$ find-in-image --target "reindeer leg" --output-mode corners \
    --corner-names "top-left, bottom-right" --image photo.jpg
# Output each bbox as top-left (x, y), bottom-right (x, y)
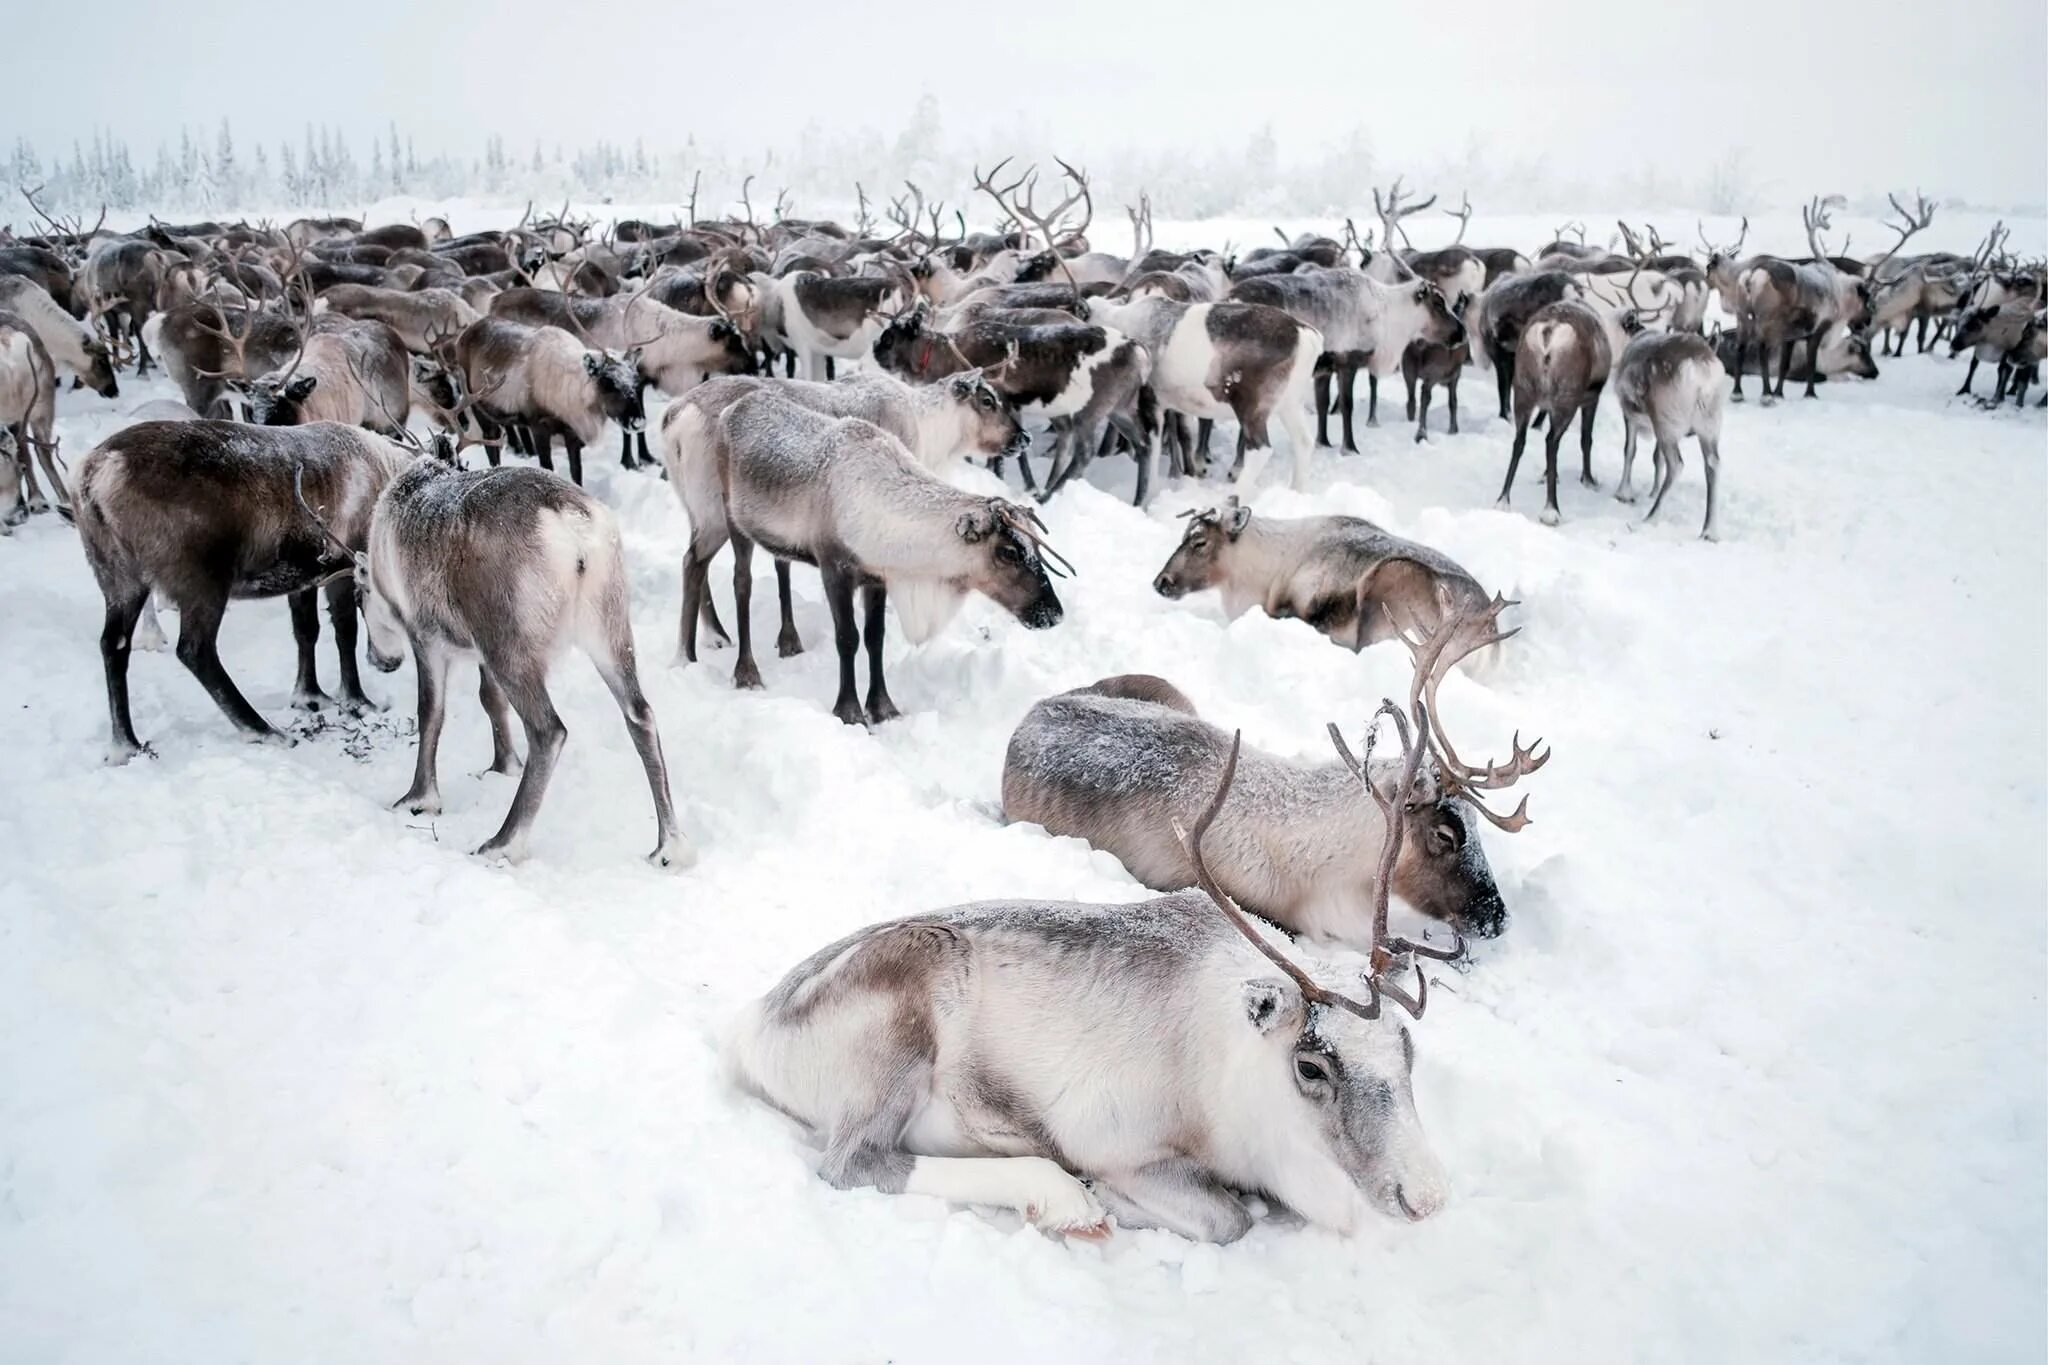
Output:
top-left (1698, 436), bottom-right (1720, 542)
top-left (1802, 329), bottom-right (1824, 398)
top-left (1093, 1157), bottom-right (1253, 1244)
top-left (472, 662), bottom-right (566, 863)
top-left (1196, 418), bottom-right (1216, 466)
top-left (478, 669), bottom-right (521, 776)
top-left (477, 412), bottom-right (503, 466)
top-left (132, 307), bottom-right (155, 376)
top-left (1313, 367), bottom-right (1333, 447)
top-left (1956, 355), bottom-right (1978, 397)
top-left (1773, 340), bottom-right (1795, 401)
top-left (1414, 379), bottom-right (1431, 444)
top-left (729, 531), bottom-right (764, 690)
top-left (1445, 370), bottom-right (1460, 435)
top-left (1577, 386), bottom-right (1601, 488)
top-left (1729, 333), bottom-right (1748, 402)
top-left (1365, 371), bottom-right (1380, 429)
top-left (820, 563), bottom-right (865, 727)
top-left (1339, 365), bottom-right (1361, 450)
top-left (394, 640), bottom-right (451, 815)
top-left (1539, 410), bottom-right (1567, 526)
top-left (1495, 349), bottom-right (1514, 419)
top-left (776, 560), bottom-right (803, 658)
top-left (587, 597), bottom-right (691, 869)
top-left (1404, 367), bottom-right (1418, 421)
top-left (1617, 422), bottom-right (1640, 503)
top-left (288, 589), bottom-right (330, 710)
top-left (14, 424), bottom-right (47, 514)
top-left (99, 580), bottom-right (153, 763)
top-left (860, 582), bottom-right (899, 725)
top-left (175, 591), bottom-right (278, 740)
top-left (325, 575), bottom-right (373, 711)
top-left (1915, 315), bottom-right (1930, 354)
top-left (1644, 437), bottom-right (1684, 527)
top-left (619, 426), bottom-right (637, 469)
top-left (1498, 408), bottom-right (1531, 509)
top-left (563, 433), bottom-right (584, 487)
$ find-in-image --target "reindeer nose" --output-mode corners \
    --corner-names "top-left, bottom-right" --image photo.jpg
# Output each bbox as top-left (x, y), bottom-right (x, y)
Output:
top-left (1153, 572), bottom-right (1178, 597)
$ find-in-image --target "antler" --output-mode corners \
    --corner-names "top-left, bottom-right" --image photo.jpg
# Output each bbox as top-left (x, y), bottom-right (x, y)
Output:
top-left (989, 499), bottom-right (1076, 578)
top-left (974, 157), bottom-right (1092, 301)
top-left (1801, 195), bottom-right (1846, 264)
top-left (853, 182), bottom-right (875, 238)
top-left (1373, 177), bottom-right (1438, 249)
top-left (292, 464), bottom-right (359, 561)
top-left (1697, 215), bottom-right (1748, 260)
top-left (1443, 193), bottom-right (1473, 246)
top-left (1405, 596), bottom-right (1548, 831)
top-left (1865, 190), bottom-right (1935, 281)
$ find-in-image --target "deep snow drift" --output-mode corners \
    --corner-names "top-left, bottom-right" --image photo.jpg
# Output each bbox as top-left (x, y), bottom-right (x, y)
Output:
top-left (1, 212), bottom-right (2044, 1364)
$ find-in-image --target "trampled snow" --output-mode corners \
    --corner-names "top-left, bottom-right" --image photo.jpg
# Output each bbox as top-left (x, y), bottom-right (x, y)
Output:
top-left (1, 207), bottom-right (2044, 1363)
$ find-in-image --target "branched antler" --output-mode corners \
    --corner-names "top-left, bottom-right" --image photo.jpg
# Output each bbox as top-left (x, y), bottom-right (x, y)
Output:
top-left (1865, 190), bottom-right (1935, 280)
top-left (973, 157), bottom-right (1092, 301)
top-left (1374, 177), bottom-right (1437, 250)
top-left (1443, 192), bottom-right (1473, 246)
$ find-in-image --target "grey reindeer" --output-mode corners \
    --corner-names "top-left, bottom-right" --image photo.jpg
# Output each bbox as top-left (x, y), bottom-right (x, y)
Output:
top-left (299, 454), bottom-right (692, 868)
top-left (683, 388), bottom-right (1069, 726)
top-left (1003, 595), bottom-right (1545, 945)
top-left (726, 608), bottom-right (1505, 1241)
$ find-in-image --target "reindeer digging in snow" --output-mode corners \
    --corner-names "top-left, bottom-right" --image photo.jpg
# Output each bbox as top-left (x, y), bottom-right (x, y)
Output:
top-left (1611, 319), bottom-right (1733, 539)
top-left (300, 459), bottom-right (693, 867)
top-left (692, 389), bottom-right (1068, 725)
top-left (71, 421), bottom-right (410, 761)
top-left (657, 370), bottom-right (1025, 665)
top-left (728, 604), bottom-right (1527, 1241)
top-left (1151, 496), bottom-right (1497, 663)
top-left (0, 275), bottom-right (120, 397)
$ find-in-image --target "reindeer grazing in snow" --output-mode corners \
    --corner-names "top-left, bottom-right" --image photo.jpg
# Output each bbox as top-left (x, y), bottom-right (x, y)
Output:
top-left (71, 421), bottom-right (410, 761)
top-left (1151, 495), bottom-right (1498, 663)
top-left (691, 389), bottom-right (1068, 725)
top-left (1498, 299), bottom-right (1614, 526)
top-left (1611, 320), bottom-right (1732, 539)
top-left (304, 459), bottom-right (693, 867)
top-left (448, 317), bottom-right (645, 485)
top-left (658, 371), bottom-right (1025, 665)
top-left (0, 276), bottom-right (119, 397)
top-left (729, 604), bottom-right (1525, 1240)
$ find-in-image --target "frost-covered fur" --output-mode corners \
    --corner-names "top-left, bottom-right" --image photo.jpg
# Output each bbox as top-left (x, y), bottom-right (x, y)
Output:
top-left (0, 276), bottom-right (118, 396)
top-left (1004, 678), bottom-right (1507, 941)
top-left (353, 460), bottom-right (690, 868)
top-left (237, 319), bottom-right (412, 433)
top-left (313, 285), bottom-right (481, 355)
top-left (724, 887), bottom-right (1449, 1242)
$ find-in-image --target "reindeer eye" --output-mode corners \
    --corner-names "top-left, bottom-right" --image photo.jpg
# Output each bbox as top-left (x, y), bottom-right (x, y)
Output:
top-left (995, 542), bottom-right (1023, 565)
top-left (1295, 1057), bottom-right (1329, 1085)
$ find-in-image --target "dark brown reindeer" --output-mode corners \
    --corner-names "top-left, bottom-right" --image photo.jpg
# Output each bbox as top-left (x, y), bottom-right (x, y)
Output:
top-left (1497, 299), bottom-right (1613, 525)
top-left (447, 317), bottom-right (645, 484)
top-left (71, 420), bottom-right (410, 761)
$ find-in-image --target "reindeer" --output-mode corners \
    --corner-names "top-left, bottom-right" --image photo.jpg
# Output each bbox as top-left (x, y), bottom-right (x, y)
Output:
top-left (1732, 193), bottom-right (1931, 403)
top-left (1497, 299), bottom-right (1613, 525)
top-left (1229, 267), bottom-right (1464, 452)
top-left (314, 284), bottom-right (481, 355)
top-left (225, 314), bottom-right (414, 436)
top-left (154, 298), bottom-right (303, 419)
top-left (658, 371), bottom-right (1025, 664)
top-left (1079, 294), bottom-right (1322, 490)
top-left (1470, 270), bottom-right (1581, 423)
top-left (1950, 303), bottom-right (2044, 406)
top-left (71, 421), bottom-right (410, 760)
top-left (695, 389), bottom-right (1067, 724)
top-left (869, 304), bottom-right (1158, 504)
top-left (448, 317), bottom-right (645, 485)
top-left (301, 458), bottom-right (693, 867)
top-left (1400, 293), bottom-right (1472, 442)
top-left (0, 276), bottom-right (119, 396)
top-left (1712, 322), bottom-right (1877, 385)
top-left (1611, 322), bottom-right (1732, 539)
top-left (728, 604), bottom-right (1523, 1240)
top-left (0, 313), bottom-right (62, 521)
top-left (1004, 628), bottom-right (1540, 943)
top-left (1151, 494), bottom-right (1497, 658)
top-left (0, 244), bottom-right (78, 316)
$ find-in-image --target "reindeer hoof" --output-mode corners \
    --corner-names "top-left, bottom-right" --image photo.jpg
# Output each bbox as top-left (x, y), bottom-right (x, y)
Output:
top-left (1615, 491), bottom-right (1639, 506)
top-left (866, 697), bottom-right (902, 725)
top-left (647, 834), bottom-right (696, 871)
top-left (776, 634), bottom-right (804, 659)
top-left (733, 663), bottom-right (764, 691)
top-left (1729, 391), bottom-right (1745, 404)
top-left (1539, 507), bottom-right (1561, 527)
top-left (105, 740), bottom-right (156, 766)
top-left (396, 791), bottom-right (442, 816)
top-left (832, 699), bottom-right (868, 727)
top-left (1580, 475), bottom-right (1600, 490)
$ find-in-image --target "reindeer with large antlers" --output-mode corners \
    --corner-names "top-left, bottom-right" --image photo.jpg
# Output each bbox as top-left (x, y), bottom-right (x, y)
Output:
top-left (727, 605), bottom-right (1533, 1242)
top-left (1005, 592), bottom-right (1542, 947)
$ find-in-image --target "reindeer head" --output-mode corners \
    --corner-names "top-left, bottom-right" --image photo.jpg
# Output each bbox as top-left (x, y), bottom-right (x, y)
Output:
top-left (954, 498), bottom-right (1069, 630)
top-left (944, 368), bottom-right (1025, 459)
top-left (1360, 753), bottom-right (1506, 938)
top-left (78, 333), bottom-right (120, 398)
top-left (239, 367), bottom-right (320, 425)
top-left (869, 301), bottom-right (934, 377)
top-left (1153, 498), bottom-right (1253, 598)
top-left (1413, 282), bottom-right (1465, 348)
top-left (581, 349), bottom-right (647, 432)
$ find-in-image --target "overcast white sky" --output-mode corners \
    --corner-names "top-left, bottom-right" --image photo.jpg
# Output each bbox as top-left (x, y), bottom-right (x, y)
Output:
top-left (9, 0), bottom-right (2044, 205)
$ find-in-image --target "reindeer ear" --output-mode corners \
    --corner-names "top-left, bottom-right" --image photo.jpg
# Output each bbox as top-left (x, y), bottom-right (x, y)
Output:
top-left (582, 353), bottom-right (602, 376)
top-left (1225, 503), bottom-right (1252, 539)
top-left (286, 375), bottom-right (318, 401)
top-left (1241, 979), bottom-right (1304, 1036)
top-left (956, 508), bottom-right (993, 543)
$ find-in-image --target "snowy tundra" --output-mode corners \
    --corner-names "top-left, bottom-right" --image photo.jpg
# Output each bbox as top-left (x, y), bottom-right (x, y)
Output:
top-left (0, 202), bottom-right (2043, 1364)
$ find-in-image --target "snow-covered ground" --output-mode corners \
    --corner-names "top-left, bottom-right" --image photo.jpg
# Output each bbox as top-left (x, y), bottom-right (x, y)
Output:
top-left (2, 211), bottom-right (2045, 1363)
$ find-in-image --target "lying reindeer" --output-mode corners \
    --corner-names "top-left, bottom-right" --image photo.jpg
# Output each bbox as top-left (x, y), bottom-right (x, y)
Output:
top-left (702, 389), bottom-right (1068, 724)
top-left (728, 605), bottom-right (1525, 1241)
top-left (1151, 496), bottom-right (1495, 660)
top-left (302, 460), bottom-right (692, 867)
top-left (72, 420), bottom-right (409, 761)
top-left (657, 370), bottom-right (1024, 665)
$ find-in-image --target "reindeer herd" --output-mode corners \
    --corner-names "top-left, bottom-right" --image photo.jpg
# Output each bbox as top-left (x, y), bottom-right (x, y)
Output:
top-left (1, 167), bottom-right (2041, 1244)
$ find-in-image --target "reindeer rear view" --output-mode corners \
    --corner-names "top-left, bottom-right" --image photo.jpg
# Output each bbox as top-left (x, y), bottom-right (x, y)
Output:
top-left (325, 457), bottom-right (692, 867)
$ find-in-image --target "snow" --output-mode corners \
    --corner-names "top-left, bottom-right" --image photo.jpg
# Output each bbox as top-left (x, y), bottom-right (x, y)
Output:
top-left (2, 208), bottom-right (2045, 1364)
